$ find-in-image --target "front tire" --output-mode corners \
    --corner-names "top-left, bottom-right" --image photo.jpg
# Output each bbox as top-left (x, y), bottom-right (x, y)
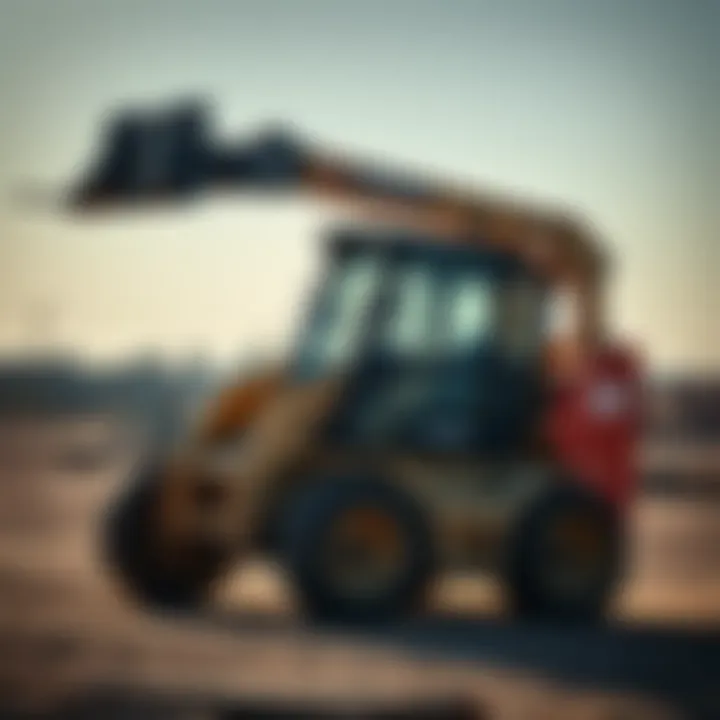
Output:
top-left (283, 479), bottom-right (435, 625)
top-left (103, 465), bottom-right (220, 613)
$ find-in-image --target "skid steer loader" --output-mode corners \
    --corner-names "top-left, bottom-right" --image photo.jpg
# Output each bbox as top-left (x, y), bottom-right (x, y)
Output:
top-left (67, 101), bottom-right (643, 622)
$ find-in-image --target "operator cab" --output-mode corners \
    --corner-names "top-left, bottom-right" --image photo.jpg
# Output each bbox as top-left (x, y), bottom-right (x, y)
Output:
top-left (292, 227), bottom-right (549, 457)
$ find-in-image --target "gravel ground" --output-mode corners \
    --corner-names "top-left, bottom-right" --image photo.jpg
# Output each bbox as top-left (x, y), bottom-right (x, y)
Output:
top-left (0, 418), bottom-right (718, 719)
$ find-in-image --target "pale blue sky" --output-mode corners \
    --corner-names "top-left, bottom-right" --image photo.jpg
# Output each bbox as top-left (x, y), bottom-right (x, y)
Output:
top-left (0, 0), bottom-right (717, 370)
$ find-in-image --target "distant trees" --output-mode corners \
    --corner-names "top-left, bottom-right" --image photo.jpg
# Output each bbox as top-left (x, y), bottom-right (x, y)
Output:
top-left (0, 354), bottom-right (223, 451)
top-left (0, 356), bottom-right (717, 444)
top-left (646, 377), bottom-right (720, 442)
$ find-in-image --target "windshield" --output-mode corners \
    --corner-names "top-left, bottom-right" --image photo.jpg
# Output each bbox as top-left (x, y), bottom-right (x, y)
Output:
top-left (293, 253), bottom-right (385, 379)
top-left (293, 250), bottom-right (505, 381)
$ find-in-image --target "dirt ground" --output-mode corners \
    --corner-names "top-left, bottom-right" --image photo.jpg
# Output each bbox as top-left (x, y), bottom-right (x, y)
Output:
top-left (0, 417), bottom-right (718, 719)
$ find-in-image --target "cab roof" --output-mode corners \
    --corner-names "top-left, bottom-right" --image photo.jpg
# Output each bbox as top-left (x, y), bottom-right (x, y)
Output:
top-left (326, 225), bottom-right (545, 281)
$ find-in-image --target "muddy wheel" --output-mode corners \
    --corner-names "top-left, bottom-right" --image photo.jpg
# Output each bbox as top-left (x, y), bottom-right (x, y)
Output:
top-left (505, 486), bottom-right (622, 622)
top-left (103, 465), bottom-right (221, 613)
top-left (283, 480), bottom-right (435, 625)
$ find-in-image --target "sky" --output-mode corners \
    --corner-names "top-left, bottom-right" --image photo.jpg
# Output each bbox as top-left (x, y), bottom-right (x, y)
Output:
top-left (0, 0), bottom-right (717, 372)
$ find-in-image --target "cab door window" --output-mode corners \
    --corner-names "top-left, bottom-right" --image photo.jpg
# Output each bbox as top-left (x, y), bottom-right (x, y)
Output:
top-left (497, 279), bottom-right (545, 360)
top-left (442, 274), bottom-right (495, 354)
top-left (382, 264), bottom-right (438, 357)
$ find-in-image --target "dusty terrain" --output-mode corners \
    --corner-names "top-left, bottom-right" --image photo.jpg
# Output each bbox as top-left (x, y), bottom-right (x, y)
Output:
top-left (0, 417), bottom-right (718, 719)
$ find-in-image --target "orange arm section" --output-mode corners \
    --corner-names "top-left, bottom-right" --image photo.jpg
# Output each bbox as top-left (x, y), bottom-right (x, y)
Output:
top-left (67, 103), bottom-right (608, 349)
top-left (195, 370), bottom-right (285, 443)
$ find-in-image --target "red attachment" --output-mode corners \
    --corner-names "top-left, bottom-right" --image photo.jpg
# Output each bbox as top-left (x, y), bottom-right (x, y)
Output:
top-left (544, 343), bottom-right (644, 511)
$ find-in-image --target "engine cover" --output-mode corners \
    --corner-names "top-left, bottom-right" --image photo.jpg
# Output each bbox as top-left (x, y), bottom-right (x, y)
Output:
top-left (544, 343), bottom-right (644, 510)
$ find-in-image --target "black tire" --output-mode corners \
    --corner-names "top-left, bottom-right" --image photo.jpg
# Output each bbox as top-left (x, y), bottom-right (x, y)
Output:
top-left (103, 465), bottom-right (218, 613)
top-left (283, 479), bottom-right (435, 625)
top-left (504, 485), bottom-right (622, 623)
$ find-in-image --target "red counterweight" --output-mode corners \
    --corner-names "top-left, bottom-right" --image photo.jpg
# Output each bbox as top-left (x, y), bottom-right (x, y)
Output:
top-left (545, 344), bottom-right (644, 512)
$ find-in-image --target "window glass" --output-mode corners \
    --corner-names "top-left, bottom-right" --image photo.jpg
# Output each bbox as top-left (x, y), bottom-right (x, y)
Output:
top-left (548, 288), bottom-right (576, 337)
top-left (500, 280), bottom-right (543, 357)
top-left (383, 265), bottom-right (436, 356)
top-left (297, 256), bottom-right (383, 375)
top-left (322, 257), bottom-right (382, 363)
top-left (444, 275), bottom-right (494, 352)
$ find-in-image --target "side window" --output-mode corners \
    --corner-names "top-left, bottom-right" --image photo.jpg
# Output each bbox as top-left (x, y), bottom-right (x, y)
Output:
top-left (548, 288), bottom-right (576, 337)
top-left (384, 265), bottom-right (436, 356)
top-left (444, 275), bottom-right (494, 352)
top-left (499, 279), bottom-right (544, 358)
top-left (323, 258), bottom-right (382, 362)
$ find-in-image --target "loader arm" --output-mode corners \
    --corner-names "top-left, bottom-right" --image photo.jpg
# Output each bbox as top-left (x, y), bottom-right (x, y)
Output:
top-left (69, 101), bottom-right (607, 351)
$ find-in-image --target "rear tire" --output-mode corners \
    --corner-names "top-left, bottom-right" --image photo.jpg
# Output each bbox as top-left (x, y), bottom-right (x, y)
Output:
top-left (283, 479), bottom-right (435, 625)
top-left (505, 485), bottom-right (622, 623)
top-left (103, 465), bottom-right (220, 613)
